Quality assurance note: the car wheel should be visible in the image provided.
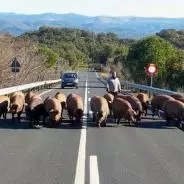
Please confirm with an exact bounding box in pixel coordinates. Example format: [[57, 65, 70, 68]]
[[61, 85, 64, 89], [75, 84, 79, 89]]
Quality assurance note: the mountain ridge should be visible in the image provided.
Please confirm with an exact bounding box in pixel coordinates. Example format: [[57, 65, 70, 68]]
[[0, 12, 184, 38]]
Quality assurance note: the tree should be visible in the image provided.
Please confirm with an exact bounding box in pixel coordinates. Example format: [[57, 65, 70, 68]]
[[127, 36, 176, 85]]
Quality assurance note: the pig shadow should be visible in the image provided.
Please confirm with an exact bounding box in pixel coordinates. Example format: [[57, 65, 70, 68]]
[[0, 118, 40, 130], [123, 120, 177, 130]]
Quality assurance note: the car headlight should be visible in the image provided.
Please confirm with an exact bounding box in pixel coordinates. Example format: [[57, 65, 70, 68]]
[[74, 79, 78, 83]]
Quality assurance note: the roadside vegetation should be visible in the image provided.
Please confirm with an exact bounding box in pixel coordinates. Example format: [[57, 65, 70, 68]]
[[0, 27, 183, 91]]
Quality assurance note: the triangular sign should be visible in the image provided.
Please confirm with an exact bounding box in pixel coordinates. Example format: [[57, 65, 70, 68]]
[[11, 58, 21, 68]]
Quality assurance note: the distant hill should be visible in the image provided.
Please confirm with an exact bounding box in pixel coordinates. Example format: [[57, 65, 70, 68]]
[[157, 29, 184, 48], [0, 13, 184, 38]]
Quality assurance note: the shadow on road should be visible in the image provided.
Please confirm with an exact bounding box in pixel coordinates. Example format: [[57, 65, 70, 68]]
[[125, 120, 177, 129], [0, 119, 40, 130]]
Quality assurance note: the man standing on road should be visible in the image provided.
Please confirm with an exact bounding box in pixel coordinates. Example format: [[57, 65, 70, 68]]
[[106, 71, 121, 97]]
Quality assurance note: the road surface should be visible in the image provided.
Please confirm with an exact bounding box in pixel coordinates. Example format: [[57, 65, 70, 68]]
[[0, 71, 184, 184]]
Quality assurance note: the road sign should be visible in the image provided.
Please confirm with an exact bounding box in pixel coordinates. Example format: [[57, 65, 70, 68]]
[[10, 57, 21, 86], [11, 57, 21, 69], [11, 68, 20, 72], [145, 63, 158, 76]]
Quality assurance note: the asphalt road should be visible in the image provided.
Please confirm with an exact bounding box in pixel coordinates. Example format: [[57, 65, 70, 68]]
[[0, 71, 184, 184]]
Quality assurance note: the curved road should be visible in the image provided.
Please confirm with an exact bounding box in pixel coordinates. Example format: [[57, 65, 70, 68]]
[[0, 71, 184, 184]]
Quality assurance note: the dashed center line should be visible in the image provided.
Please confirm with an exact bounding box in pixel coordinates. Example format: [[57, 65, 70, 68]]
[[88, 97, 91, 102], [74, 72, 88, 184], [90, 155, 100, 184]]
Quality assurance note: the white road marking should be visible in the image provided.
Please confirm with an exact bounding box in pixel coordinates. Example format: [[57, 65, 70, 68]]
[[88, 91, 90, 94], [74, 72, 88, 184], [95, 72, 100, 78], [88, 98, 91, 102], [39, 89, 53, 96], [90, 155, 100, 184]]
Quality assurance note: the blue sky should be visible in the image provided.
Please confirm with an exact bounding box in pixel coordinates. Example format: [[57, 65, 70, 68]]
[[0, 0, 184, 17]]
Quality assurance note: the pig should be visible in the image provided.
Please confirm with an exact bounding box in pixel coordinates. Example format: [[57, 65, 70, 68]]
[[162, 99, 184, 126], [66, 93, 84, 122], [116, 94, 143, 121], [112, 97, 137, 126], [44, 97, 62, 125], [9, 91, 25, 123], [103, 93, 114, 116], [136, 92, 149, 116], [177, 98, 184, 103], [25, 91, 36, 104], [170, 93, 184, 100], [55, 92, 66, 117], [0, 96, 10, 119], [25, 95, 47, 126], [151, 94, 175, 117], [90, 96, 109, 127]]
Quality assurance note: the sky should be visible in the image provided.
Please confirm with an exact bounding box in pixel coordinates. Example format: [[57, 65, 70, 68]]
[[0, 0, 184, 18]]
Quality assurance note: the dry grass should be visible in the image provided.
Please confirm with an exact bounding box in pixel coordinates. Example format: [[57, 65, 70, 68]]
[[99, 72, 109, 80]]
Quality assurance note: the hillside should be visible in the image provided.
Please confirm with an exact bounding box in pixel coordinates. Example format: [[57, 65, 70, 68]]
[[22, 27, 184, 91], [0, 27, 183, 91], [157, 29, 184, 48], [0, 13, 184, 38]]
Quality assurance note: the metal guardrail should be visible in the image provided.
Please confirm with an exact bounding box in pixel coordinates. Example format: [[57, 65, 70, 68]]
[[96, 72, 183, 96], [121, 82, 183, 95], [0, 79, 61, 96]]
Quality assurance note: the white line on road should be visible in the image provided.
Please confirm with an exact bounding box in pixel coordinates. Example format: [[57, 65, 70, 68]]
[[90, 155, 100, 184], [74, 72, 88, 184], [88, 91, 90, 94], [95, 72, 100, 78], [88, 97, 91, 102], [40, 89, 53, 96]]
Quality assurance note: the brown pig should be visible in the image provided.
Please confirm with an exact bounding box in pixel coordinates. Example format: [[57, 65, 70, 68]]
[[0, 96, 10, 119], [177, 98, 184, 103], [55, 92, 66, 116], [151, 94, 175, 117], [9, 91, 25, 123], [25, 95, 46, 126], [90, 96, 109, 127], [44, 97, 62, 125], [116, 94, 143, 121], [66, 93, 84, 122], [137, 92, 149, 116], [170, 93, 184, 100], [112, 97, 137, 125], [103, 93, 114, 116], [162, 99, 184, 125], [25, 91, 36, 104]]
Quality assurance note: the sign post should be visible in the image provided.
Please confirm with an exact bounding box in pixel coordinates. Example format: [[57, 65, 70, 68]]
[[145, 63, 158, 97], [11, 57, 21, 86]]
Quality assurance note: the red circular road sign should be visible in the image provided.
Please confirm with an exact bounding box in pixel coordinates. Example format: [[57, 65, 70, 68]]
[[145, 63, 158, 76]]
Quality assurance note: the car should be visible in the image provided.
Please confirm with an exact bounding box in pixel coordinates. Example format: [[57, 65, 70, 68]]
[[61, 72, 79, 89]]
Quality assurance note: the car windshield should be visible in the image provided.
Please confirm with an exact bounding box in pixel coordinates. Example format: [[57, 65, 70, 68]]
[[63, 73, 77, 78]]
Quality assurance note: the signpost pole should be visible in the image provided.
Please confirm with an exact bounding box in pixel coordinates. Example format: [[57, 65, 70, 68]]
[[14, 59, 17, 86], [150, 74, 153, 87], [145, 63, 158, 99]]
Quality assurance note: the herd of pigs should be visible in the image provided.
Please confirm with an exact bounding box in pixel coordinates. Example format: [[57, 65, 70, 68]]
[[0, 90, 184, 128]]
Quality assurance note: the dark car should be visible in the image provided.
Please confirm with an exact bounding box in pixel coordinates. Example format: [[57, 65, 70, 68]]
[[61, 72, 79, 89]]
